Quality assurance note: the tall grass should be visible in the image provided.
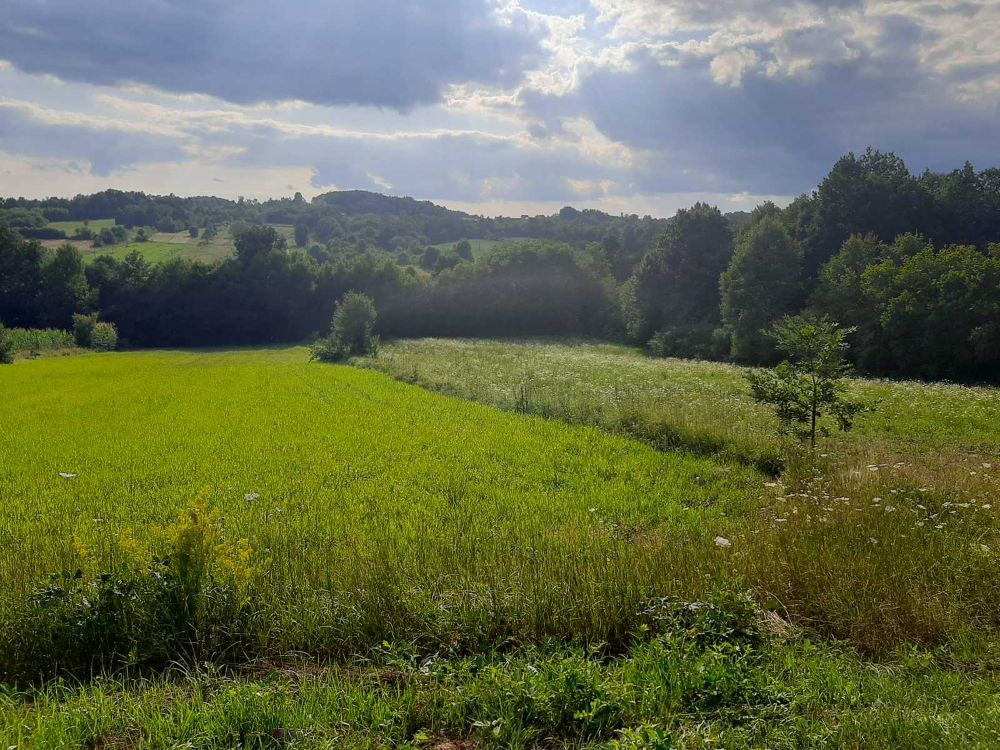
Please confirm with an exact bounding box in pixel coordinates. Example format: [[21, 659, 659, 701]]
[[363, 339, 1000, 652], [5, 327, 76, 353]]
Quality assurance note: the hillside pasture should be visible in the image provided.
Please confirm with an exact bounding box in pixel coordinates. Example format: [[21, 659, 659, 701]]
[[430, 237, 533, 259], [46, 218, 116, 234]]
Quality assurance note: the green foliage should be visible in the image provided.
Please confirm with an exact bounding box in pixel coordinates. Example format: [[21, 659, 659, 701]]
[[311, 291, 378, 362], [4, 497, 254, 679], [1, 152, 999, 383], [91, 321, 119, 351], [72, 312, 98, 347], [0, 323, 13, 364], [623, 203, 733, 343], [3, 327, 75, 354], [721, 217, 802, 364], [646, 323, 729, 362], [72, 313, 118, 351], [811, 234, 1000, 381], [38, 244, 90, 328], [293, 223, 309, 247], [746, 313, 867, 447], [234, 224, 285, 263], [420, 245, 442, 271]]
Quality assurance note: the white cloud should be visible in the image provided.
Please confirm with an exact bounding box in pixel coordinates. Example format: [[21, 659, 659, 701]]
[[710, 48, 761, 86]]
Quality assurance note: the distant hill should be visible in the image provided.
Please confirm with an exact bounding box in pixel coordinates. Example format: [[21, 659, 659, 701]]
[[312, 190, 469, 219]]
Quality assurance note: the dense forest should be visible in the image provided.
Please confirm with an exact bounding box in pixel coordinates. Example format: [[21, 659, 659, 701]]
[[1, 148, 998, 382]]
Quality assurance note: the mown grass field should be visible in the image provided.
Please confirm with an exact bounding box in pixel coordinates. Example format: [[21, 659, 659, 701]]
[[82, 239, 230, 264], [430, 238, 532, 259], [41, 225, 237, 264], [46, 218, 116, 234], [2, 344, 999, 747]]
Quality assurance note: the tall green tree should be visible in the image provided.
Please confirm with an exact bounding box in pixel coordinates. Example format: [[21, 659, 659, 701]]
[[294, 224, 309, 247], [862, 242, 1000, 381], [0, 223, 45, 328], [721, 217, 803, 363], [38, 244, 90, 328], [623, 202, 733, 343], [234, 225, 286, 264], [803, 148, 932, 275]]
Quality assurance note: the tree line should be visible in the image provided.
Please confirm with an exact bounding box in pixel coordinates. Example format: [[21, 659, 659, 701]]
[[1, 188, 670, 258], [1, 149, 997, 382], [624, 150, 999, 383]]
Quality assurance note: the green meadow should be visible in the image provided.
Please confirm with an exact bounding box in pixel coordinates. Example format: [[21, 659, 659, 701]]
[[1, 344, 999, 747], [430, 238, 532, 259], [47, 218, 117, 234], [82, 239, 230, 265]]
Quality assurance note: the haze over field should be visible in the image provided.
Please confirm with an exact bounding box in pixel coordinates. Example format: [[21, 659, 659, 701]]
[[1, 0, 997, 215]]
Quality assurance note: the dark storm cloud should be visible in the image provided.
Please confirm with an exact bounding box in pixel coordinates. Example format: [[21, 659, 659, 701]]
[[524, 6, 999, 196], [0, 0, 542, 110]]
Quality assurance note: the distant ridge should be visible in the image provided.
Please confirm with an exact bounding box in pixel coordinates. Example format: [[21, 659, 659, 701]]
[[311, 190, 469, 219]]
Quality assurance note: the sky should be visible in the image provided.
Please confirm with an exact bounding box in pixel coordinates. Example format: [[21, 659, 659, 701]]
[[0, 0, 996, 217]]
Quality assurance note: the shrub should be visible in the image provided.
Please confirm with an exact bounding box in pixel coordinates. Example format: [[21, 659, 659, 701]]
[[647, 324, 729, 361], [308, 336, 348, 363], [91, 321, 119, 351], [0, 324, 13, 364], [311, 291, 378, 362], [72, 314, 118, 351], [72, 312, 98, 347]]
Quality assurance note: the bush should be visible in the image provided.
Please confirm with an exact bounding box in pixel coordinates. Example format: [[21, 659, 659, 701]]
[[72, 312, 98, 347], [308, 336, 348, 363], [91, 321, 119, 351], [73, 314, 118, 351], [647, 325, 729, 361], [18, 227, 67, 240], [0, 324, 13, 364], [311, 291, 378, 362]]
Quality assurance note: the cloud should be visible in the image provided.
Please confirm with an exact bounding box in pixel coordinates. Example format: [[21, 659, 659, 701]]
[[0, 0, 543, 110], [0, 100, 188, 175], [0, 0, 997, 210], [519, 0, 999, 195], [213, 121, 634, 203]]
